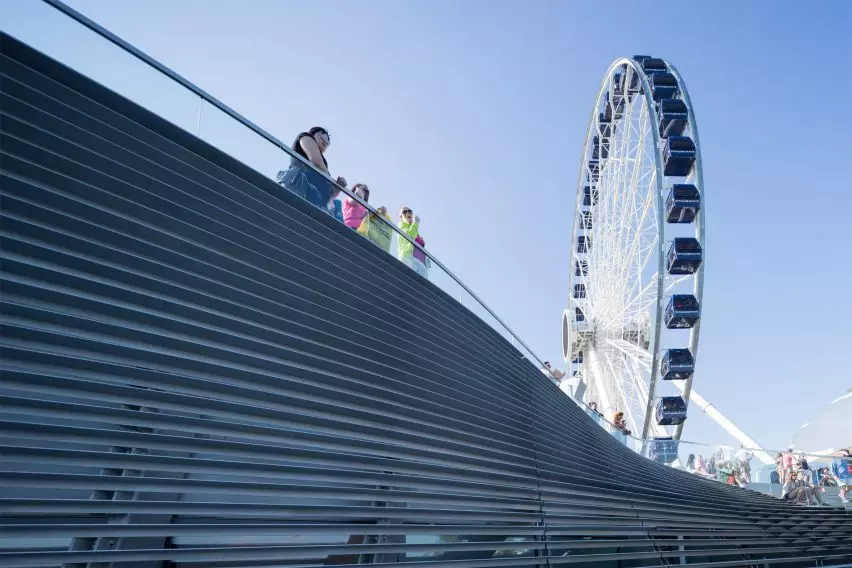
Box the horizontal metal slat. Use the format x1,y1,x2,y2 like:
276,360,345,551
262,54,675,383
0,500,541,523
0,365,535,467
0,320,536,463
0,472,541,510
0,446,541,502
0,421,539,491
0,395,537,481
0,288,534,444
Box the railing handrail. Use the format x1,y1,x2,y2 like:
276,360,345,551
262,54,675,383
39,0,560,385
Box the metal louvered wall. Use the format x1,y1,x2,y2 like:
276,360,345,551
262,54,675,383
0,33,850,568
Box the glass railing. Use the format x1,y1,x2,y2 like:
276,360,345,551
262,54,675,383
0,0,553,382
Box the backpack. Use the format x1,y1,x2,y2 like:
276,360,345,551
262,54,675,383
770,470,780,484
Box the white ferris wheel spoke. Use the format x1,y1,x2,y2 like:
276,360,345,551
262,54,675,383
601,349,639,433
605,337,653,366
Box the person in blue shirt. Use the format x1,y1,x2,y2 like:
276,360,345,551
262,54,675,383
830,448,851,503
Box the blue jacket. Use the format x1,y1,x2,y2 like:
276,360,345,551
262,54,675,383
831,457,850,481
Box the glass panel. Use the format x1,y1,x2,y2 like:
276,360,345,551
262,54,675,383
197,99,285,179
421,255,463,306
461,289,505,337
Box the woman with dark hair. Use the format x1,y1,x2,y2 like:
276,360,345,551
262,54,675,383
277,126,346,213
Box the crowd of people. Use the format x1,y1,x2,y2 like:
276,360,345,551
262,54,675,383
707,446,850,506
770,448,847,506
684,446,753,488
569,392,850,508
576,397,850,507
773,447,813,486
277,126,430,279
682,445,852,507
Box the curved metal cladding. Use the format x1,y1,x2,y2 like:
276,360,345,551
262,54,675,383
0,34,850,568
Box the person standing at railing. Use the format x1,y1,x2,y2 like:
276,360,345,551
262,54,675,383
586,401,601,416
276,126,347,213
540,361,565,382
357,206,393,252
612,411,631,436
397,207,428,278
343,184,370,229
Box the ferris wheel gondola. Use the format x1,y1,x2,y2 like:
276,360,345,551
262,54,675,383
562,55,705,443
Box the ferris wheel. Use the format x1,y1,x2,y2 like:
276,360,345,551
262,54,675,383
562,55,705,443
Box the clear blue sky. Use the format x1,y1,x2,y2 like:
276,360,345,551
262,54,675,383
4,0,850,453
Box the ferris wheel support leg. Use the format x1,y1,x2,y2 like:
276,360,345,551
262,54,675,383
670,382,774,466
585,345,614,417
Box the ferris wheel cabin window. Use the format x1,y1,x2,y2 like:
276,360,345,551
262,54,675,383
655,396,688,426
640,57,667,75
661,348,695,381
658,99,688,138
665,294,700,329
663,136,697,177
666,237,703,275
650,72,678,101
665,184,700,223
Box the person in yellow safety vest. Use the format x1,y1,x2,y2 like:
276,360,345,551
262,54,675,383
356,205,393,252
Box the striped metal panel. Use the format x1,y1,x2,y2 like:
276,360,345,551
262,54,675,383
0,32,850,568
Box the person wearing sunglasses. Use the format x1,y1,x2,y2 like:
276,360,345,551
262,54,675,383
397,207,428,278
276,126,347,214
